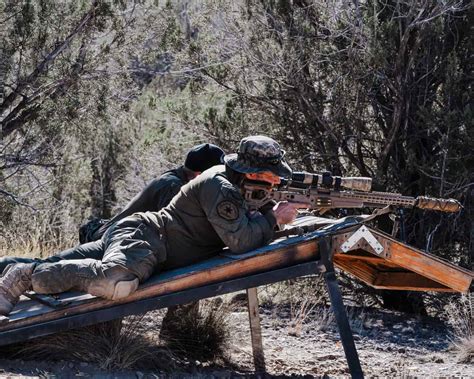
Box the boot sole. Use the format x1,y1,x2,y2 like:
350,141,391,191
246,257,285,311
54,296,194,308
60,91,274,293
0,301,14,316
112,278,139,300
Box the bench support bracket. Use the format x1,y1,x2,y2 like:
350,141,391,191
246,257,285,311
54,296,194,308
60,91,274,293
320,237,364,379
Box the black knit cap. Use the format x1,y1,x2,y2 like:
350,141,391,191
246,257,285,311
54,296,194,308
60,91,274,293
184,143,225,172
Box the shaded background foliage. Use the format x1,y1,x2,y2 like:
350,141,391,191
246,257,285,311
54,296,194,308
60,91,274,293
0,0,472,310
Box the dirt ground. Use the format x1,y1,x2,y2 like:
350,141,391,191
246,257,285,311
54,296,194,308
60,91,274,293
0,295,472,378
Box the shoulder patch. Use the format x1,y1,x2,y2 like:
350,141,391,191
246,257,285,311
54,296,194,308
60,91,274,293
217,200,240,221
219,181,244,206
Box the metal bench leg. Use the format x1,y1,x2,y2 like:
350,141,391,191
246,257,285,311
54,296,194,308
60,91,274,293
247,287,266,373
320,237,364,379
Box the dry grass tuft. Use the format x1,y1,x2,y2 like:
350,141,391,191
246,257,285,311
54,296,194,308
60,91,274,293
454,337,474,363
13,317,181,371
259,276,328,308
288,298,319,337
0,219,75,261
160,299,230,362
446,293,474,363
346,307,368,336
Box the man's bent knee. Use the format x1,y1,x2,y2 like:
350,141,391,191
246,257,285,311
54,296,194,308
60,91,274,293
87,266,139,300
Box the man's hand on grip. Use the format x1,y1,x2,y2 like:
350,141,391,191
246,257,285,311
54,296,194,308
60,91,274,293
272,201,306,225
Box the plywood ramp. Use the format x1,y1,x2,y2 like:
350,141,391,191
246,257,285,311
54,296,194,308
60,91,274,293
0,217,472,342
332,225,473,293
0,231,321,333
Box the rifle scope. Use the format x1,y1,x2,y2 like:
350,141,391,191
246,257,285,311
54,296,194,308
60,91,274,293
283,171,372,192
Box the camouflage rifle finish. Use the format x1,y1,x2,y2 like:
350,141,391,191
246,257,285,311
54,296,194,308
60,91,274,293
244,180,461,214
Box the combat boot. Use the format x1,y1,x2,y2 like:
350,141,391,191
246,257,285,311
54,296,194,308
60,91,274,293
0,263,36,315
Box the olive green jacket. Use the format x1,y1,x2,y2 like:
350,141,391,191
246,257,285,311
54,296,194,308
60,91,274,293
92,167,188,240
141,165,277,269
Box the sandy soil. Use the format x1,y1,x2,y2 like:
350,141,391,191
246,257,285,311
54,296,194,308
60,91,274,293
0,300,472,378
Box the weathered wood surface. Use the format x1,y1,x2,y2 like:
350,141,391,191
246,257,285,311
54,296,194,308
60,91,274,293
0,216,472,335
0,229,325,332
0,261,324,347
247,287,265,373
332,225,473,292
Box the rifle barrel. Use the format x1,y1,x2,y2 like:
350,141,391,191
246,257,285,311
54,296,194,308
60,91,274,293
243,182,462,214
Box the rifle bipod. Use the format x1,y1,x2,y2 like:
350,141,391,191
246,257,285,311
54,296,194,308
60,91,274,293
319,237,364,379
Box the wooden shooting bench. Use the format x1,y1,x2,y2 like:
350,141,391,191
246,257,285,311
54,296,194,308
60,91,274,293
0,216,472,378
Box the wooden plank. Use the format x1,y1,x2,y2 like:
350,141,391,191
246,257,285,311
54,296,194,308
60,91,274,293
24,292,69,309
8,297,55,320
247,288,265,373
373,272,455,292
2,218,473,336
387,243,472,292
332,226,473,293
0,261,323,347
334,258,378,286
335,255,458,292
334,254,389,265
0,239,320,331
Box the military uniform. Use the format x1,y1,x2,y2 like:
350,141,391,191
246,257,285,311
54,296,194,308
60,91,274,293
28,165,277,295
87,167,188,242
82,141,225,243
0,135,290,313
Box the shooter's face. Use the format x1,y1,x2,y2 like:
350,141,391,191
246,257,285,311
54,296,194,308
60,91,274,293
245,171,281,187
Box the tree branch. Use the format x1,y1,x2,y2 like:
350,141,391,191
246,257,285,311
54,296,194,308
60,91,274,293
0,0,100,137
0,188,38,211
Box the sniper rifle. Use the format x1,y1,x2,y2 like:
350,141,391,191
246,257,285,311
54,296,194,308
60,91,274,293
244,171,461,214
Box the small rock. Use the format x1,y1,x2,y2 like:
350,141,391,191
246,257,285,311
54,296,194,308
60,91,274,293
317,354,338,360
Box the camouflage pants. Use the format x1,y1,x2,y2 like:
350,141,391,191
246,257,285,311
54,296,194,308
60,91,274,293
0,241,104,274
30,216,167,294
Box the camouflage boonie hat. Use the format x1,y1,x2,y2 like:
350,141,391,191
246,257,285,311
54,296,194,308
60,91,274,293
224,135,292,178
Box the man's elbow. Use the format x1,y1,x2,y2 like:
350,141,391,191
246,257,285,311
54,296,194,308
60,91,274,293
228,244,252,255
226,237,266,255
